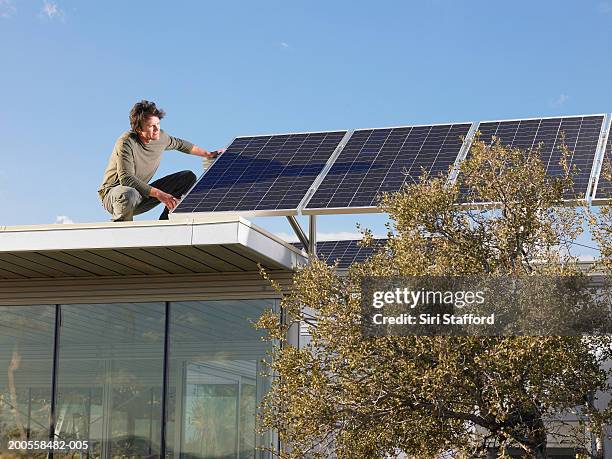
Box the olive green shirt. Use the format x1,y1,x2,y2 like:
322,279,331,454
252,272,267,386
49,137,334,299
98,130,194,200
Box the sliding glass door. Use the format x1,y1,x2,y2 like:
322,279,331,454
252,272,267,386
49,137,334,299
166,300,273,459
0,305,55,458
0,299,274,459
54,302,165,458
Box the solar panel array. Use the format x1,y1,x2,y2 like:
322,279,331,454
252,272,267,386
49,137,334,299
293,239,384,268
302,123,472,213
173,131,346,215
473,115,604,199
172,114,608,217
593,127,612,201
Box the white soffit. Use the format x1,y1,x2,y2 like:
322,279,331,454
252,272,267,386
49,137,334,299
0,217,306,276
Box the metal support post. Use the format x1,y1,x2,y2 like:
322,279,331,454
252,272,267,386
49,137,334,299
308,215,317,257
286,216,309,249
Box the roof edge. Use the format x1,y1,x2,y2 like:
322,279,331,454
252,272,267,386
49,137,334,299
0,218,306,270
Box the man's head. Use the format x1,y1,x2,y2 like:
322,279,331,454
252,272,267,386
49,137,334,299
130,100,165,143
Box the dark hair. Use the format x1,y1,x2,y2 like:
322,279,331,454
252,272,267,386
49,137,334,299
129,100,166,131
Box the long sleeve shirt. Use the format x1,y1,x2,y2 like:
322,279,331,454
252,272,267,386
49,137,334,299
98,130,194,200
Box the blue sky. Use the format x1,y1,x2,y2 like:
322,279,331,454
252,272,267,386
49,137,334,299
1,1,611,249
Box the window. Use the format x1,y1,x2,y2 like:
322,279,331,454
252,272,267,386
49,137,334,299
0,305,55,457
0,299,275,459
54,302,165,458
166,300,275,459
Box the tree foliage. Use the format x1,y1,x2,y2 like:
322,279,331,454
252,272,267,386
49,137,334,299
258,138,612,459
590,160,612,274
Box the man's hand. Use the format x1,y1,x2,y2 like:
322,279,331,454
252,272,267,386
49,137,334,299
150,187,179,210
191,145,225,158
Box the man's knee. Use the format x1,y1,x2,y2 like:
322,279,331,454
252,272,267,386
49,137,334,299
107,186,142,221
113,186,141,206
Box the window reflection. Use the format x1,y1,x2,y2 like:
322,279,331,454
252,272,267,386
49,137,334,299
166,300,274,459
54,303,165,459
0,305,55,458
0,300,274,459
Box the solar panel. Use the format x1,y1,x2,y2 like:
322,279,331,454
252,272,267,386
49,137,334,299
173,131,347,216
293,239,385,268
302,123,472,214
593,117,612,203
471,115,605,200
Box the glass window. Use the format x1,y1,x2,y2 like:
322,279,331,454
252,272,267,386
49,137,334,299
0,305,55,457
166,300,275,459
54,303,165,459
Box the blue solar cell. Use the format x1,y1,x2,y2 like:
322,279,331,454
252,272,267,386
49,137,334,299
473,115,604,199
303,123,471,213
292,239,385,268
173,131,347,214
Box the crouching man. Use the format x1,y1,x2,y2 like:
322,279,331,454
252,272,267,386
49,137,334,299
98,100,220,221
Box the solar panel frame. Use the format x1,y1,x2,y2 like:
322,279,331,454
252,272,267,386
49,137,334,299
448,122,479,183
591,114,612,205
170,129,349,219
302,122,474,215
297,130,354,212
460,114,607,205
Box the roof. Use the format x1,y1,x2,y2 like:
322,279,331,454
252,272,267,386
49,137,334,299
0,217,306,280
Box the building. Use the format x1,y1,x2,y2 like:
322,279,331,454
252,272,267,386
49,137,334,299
1,112,610,457
0,217,305,458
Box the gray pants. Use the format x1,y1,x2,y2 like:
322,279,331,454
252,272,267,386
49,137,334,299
102,170,197,221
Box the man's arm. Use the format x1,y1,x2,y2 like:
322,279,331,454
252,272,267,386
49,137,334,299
190,145,223,158
149,187,179,210
117,145,153,197
164,132,223,158
117,147,177,210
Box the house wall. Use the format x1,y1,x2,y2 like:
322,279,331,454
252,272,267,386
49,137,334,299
0,271,293,459
0,271,293,306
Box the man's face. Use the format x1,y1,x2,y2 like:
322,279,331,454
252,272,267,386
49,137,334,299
137,115,161,143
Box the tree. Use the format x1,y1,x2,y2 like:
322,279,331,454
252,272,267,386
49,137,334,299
591,161,612,273
588,159,612,458
258,137,612,459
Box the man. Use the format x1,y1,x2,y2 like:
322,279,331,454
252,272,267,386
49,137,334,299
98,100,221,221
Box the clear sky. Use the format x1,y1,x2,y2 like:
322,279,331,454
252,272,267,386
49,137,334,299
1,1,611,248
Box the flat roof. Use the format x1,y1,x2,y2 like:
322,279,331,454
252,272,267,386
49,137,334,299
0,217,306,279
